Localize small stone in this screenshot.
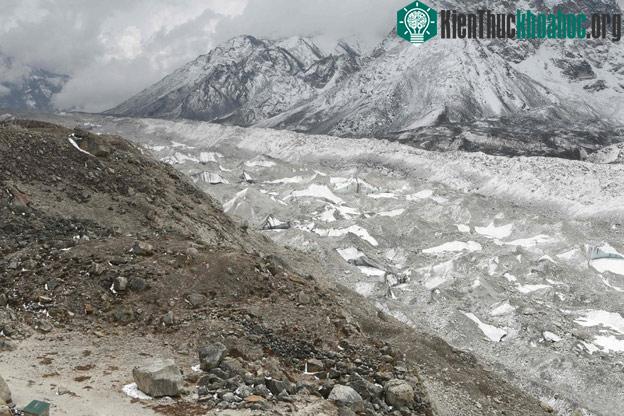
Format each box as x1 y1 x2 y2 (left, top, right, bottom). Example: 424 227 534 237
185 247 200 257
187 293 207 309
133 359 183 397
114 277 128 292
128 277 147 292
0 294 7 307
298 291 311 305
162 311 175 326
132 241 154 256
198 343 227 371
112 306 134 324
338 407 357 416
277 390 292 402
328 385 362 405
37 320 53 333
0 405 10 416
306 358 324 373
222 392 239 403
253 384 271 398
266 378 295 396
235 385 254 398
540 401 555 413
220 358 245 377
384 379 414 409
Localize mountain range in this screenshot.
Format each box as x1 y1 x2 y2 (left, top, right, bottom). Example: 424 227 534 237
107 0 624 157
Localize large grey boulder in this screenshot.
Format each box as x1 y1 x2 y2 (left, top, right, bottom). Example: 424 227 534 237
132 359 183 397
328 384 362 405
0 374 10 403
198 343 227 371
384 379 414 409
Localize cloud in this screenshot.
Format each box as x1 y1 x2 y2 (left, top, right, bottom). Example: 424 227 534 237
213 0 407 48
0 0 405 111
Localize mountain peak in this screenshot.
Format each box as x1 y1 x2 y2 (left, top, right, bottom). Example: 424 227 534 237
0 53 68 111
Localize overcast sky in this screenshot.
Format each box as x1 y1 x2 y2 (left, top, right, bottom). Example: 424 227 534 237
0 0 406 112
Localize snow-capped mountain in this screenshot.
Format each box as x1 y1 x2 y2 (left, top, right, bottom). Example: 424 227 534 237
108 35 361 125
108 0 624 157
0 54 68 111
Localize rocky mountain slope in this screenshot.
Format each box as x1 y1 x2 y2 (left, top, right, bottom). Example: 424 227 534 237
108 36 361 126
107 0 624 158
0 54 68 111
0 119 553 415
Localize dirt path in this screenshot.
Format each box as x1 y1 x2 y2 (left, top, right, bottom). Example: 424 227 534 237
0 332 185 416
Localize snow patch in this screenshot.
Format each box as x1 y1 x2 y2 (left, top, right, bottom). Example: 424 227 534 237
491 301 515 316
574 310 624 335
475 222 513 239
314 225 378 246
122 383 152 400
503 235 554 248
289 184 344 205
456 224 470 233
516 284 551 294
336 247 365 262
358 266 386 277
423 241 482 254
406 189 433 200
377 209 405 217
543 331 561 343
462 312 507 342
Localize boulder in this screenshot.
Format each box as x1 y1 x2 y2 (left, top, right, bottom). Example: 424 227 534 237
132 359 183 397
162 311 175 326
328 385 362 405
351 373 383 400
0 375 10 403
384 379 414 409
132 241 154 256
266 378 295 395
128 277 147 292
306 358 324 373
112 305 134 324
198 343 227 371
113 276 128 292
187 293 207 308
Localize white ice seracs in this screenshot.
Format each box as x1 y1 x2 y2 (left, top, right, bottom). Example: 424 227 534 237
475 222 513 239
423 241 482 254
462 312 507 342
